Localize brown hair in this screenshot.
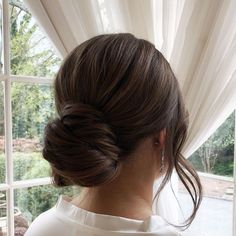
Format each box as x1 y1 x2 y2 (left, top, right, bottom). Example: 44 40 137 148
43 33 202 227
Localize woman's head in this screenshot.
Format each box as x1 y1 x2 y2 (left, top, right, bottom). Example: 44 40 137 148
43 33 202 227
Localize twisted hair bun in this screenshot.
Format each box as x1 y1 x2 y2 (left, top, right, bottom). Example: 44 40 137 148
43 103 121 187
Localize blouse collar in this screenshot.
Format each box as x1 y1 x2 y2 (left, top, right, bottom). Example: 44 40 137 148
55 195 179 234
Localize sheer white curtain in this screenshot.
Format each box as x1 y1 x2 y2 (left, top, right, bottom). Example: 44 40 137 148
25 0 236 224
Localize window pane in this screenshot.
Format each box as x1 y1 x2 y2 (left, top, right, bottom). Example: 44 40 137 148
179 177 233 236
189 112 235 177
14 186 80 228
0 190 7 236
179 112 235 236
12 82 55 181
0 82 5 183
9 1 61 77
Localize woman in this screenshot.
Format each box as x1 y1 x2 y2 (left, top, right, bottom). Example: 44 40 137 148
25 33 202 236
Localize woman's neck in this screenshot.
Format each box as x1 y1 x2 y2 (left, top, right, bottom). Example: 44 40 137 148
71 160 156 220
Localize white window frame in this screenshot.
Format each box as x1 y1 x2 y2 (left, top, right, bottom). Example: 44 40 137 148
0 1 235 235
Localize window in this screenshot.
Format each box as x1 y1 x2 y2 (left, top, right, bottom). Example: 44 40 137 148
12 83 53 181
178 111 235 236
0 1 80 235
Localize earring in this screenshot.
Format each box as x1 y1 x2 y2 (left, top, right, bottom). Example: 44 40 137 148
160 148 165 173
154 141 165 173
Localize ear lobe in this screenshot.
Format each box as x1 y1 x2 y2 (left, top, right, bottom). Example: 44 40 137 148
154 128 166 148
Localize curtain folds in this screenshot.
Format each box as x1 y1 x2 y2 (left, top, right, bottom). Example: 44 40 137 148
25 0 236 157
25 0 236 224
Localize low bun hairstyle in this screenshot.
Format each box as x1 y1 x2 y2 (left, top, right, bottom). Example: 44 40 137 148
43 103 121 187
43 33 202 227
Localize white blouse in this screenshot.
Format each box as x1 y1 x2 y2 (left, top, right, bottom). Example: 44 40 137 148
25 195 183 236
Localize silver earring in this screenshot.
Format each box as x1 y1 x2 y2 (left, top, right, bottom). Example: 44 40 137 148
160 149 165 173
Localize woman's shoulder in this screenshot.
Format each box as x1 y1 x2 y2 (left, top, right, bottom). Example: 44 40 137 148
141 215 182 236
24 206 72 236
143 215 205 236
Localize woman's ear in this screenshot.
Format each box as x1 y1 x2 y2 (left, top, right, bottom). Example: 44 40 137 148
153 128 166 148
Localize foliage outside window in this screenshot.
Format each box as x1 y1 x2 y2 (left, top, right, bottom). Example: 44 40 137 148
189 112 235 177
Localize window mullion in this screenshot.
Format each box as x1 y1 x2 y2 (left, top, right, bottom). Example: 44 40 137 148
2 0 14 235
12 177 51 189
10 75 53 85
0 183 9 191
